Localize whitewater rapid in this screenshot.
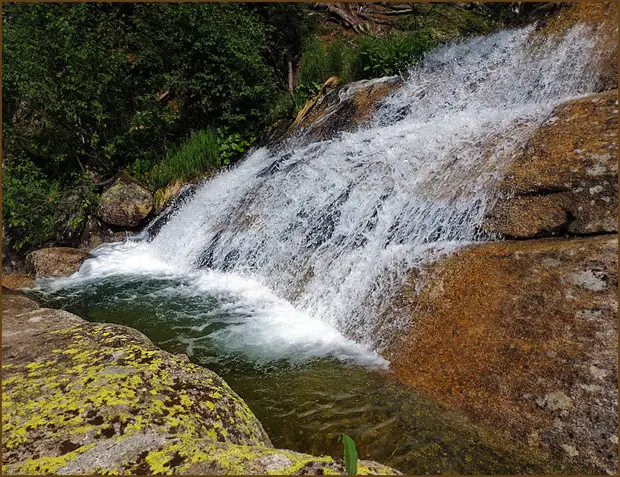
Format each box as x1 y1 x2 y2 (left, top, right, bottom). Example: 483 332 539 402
37 23 607 366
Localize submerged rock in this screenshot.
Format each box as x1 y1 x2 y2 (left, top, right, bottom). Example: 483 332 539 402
1 293 399 475
484 89 618 238
96 176 154 228
26 247 91 278
389 235 618 474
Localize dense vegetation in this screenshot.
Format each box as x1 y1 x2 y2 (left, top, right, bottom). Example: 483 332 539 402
2 2 534 257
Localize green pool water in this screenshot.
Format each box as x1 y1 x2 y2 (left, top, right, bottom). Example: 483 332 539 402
31 275 566 474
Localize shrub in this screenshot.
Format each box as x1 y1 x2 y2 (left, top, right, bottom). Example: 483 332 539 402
354 30 436 79
294 30 436 107
3 2 299 254
3 159 98 252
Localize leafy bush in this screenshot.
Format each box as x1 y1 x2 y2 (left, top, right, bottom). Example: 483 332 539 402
354 30 436 79
217 129 256 167
3 159 98 252
2 3 313 255
295 30 436 107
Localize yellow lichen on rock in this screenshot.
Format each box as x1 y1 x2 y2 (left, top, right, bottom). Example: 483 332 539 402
2 294 400 475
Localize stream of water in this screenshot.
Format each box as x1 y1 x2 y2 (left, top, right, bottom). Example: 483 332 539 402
32 23 606 473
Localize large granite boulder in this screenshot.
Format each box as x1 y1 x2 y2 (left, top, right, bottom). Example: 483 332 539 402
1 293 399 475
484 89 618 238
389 235 618 474
96 177 154 228
26 247 91 278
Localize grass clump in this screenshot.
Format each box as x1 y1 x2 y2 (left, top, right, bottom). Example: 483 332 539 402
150 129 220 190
294 30 436 110
150 128 255 190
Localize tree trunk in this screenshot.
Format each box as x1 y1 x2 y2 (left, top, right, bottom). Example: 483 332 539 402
288 56 294 93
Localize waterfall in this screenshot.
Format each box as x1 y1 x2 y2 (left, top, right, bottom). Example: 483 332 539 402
42 24 608 365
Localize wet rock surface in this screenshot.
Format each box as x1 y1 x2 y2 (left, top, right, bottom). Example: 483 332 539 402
289 76 404 144
26 247 92 278
79 216 136 252
534 2 618 92
485 89 618 238
1 293 400 475
390 235 618 474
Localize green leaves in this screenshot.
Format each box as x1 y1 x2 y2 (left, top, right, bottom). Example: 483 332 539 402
355 30 435 80
340 434 358 475
3 3 305 254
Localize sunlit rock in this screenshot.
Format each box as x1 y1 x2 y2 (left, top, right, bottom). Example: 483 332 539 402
389 235 618 474
484 90 618 238
26 247 91 278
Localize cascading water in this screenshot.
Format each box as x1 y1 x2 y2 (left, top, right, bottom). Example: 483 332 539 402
31 22 614 473
38 24 607 366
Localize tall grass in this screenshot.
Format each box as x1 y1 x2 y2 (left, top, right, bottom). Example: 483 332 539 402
150 129 220 189
297 36 331 98
295 30 436 105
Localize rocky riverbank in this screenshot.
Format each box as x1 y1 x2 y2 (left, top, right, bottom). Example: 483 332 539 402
2 3 616 474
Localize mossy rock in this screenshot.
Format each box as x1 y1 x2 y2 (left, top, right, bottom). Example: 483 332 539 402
2 295 400 475
96 177 154 228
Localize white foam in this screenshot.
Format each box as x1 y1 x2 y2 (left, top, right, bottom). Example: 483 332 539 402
40 24 606 363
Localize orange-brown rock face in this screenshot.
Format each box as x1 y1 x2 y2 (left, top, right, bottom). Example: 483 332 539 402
25 247 92 278
535 2 618 91
389 235 618 474
485 89 618 238
2 273 36 291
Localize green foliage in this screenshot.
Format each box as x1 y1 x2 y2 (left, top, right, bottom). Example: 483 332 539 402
295 30 435 108
265 91 297 124
297 36 331 96
150 129 220 190
149 129 256 189
297 36 357 94
340 434 358 475
3 159 98 252
394 3 501 40
246 3 316 88
355 30 436 79
2 2 309 254
217 129 256 167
